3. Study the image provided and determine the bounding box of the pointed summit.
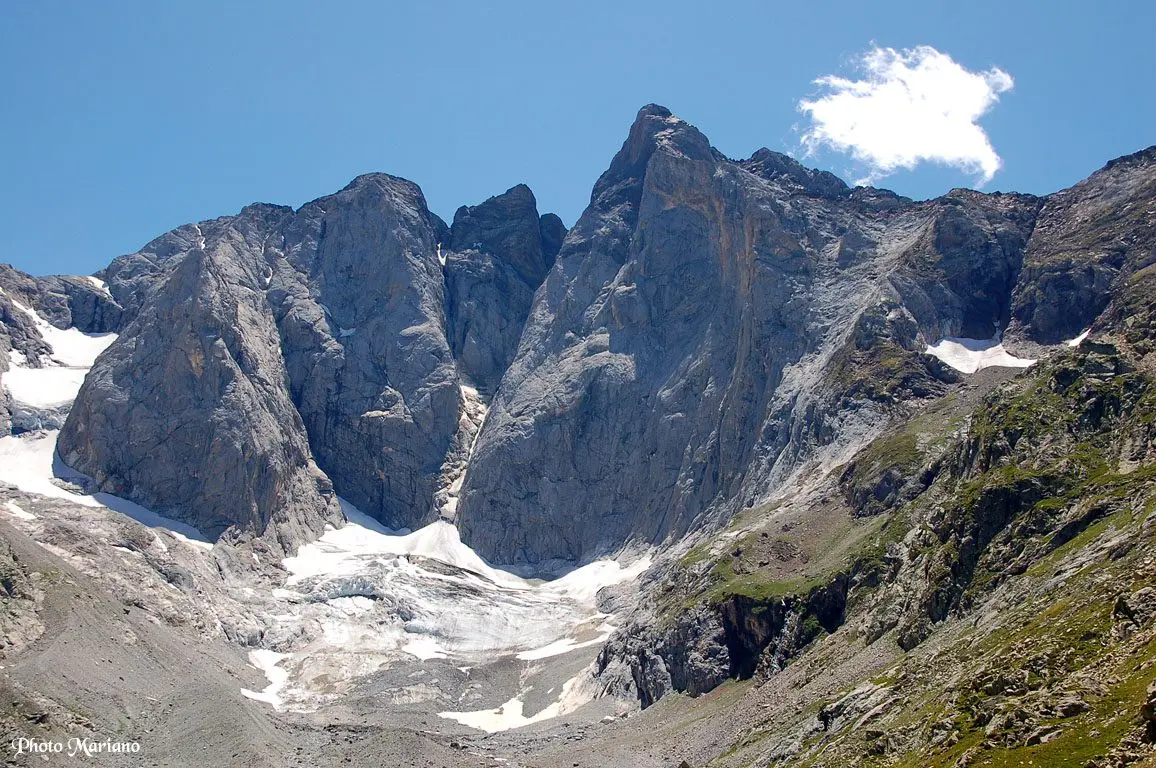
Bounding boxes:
[587,104,714,213]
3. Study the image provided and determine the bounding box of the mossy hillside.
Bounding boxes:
[704,339,1156,767]
[926,346,1156,607]
[735,485,1156,768]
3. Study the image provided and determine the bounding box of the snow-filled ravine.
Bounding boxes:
[0,301,653,733]
[925,329,1093,375]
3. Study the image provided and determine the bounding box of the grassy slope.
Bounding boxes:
[662,334,1156,768]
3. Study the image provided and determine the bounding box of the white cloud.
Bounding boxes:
[798,45,1014,186]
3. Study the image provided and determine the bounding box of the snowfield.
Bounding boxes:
[268,497,651,718]
[2,301,115,407]
[924,336,1036,374]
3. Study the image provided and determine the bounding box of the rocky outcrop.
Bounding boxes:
[269,174,462,531]
[58,205,342,553]
[1007,146,1156,347]
[0,265,125,436]
[444,184,562,394]
[595,604,730,708]
[0,264,123,336]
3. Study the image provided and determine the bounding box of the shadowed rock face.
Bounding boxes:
[0,266,123,335]
[1006,146,1156,346]
[444,184,561,393]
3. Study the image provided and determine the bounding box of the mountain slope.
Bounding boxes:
[1,103,1154,767]
[456,105,1047,569]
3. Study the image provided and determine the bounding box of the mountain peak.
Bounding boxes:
[635,103,674,121]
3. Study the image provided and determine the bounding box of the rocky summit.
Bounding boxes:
[1,105,1155,767]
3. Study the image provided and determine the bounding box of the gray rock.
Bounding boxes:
[1007,146,1156,347]
[58,173,550,541]
[444,184,562,393]
[0,264,125,436]
[58,205,342,554]
[41,105,1156,574]
[269,173,463,531]
[455,105,1039,569]
[0,263,123,335]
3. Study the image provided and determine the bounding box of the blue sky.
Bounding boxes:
[2,1,1152,276]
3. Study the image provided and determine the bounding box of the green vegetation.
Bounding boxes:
[704,558,828,604]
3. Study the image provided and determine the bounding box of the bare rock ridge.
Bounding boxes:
[10,104,1154,572]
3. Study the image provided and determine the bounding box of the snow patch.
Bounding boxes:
[3,367,91,408]
[924,336,1035,374]
[85,276,111,296]
[285,511,524,589]
[3,501,35,521]
[515,620,616,661]
[240,649,290,710]
[0,430,212,549]
[1065,329,1091,347]
[401,635,449,661]
[435,384,489,521]
[338,327,357,338]
[3,301,115,407]
[438,672,592,733]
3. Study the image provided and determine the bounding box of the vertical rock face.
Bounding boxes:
[57,205,343,552]
[1007,146,1156,346]
[443,184,561,393]
[887,191,1041,341]
[54,173,562,546]
[269,174,463,531]
[455,105,1044,569]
